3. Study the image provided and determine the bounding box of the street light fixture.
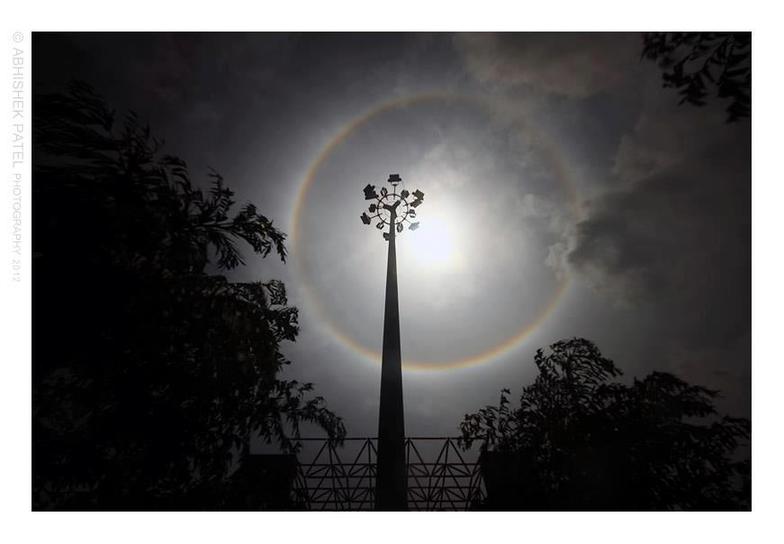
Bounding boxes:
[360,173,425,511]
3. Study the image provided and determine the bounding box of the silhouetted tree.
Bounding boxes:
[642,32,750,122]
[32,82,345,510]
[460,338,750,510]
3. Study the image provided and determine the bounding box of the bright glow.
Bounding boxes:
[406,213,461,270]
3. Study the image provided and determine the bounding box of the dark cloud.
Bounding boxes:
[570,144,749,329]
[455,32,640,97]
[568,98,750,414]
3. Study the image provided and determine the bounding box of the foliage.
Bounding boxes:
[642,32,750,122]
[32,82,345,509]
[460,338,750,510]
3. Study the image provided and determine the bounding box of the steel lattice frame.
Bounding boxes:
[291,437,485,511]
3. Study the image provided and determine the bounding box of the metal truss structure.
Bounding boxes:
[291,437,485,511]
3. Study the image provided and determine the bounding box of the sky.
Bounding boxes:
[33,32,751,439]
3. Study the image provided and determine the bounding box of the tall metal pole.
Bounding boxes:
[360,174,424,511]
[376,208,407,510]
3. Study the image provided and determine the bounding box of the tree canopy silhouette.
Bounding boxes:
[460,338,750,510]
[32,82,345,510]
[642,32,750,122]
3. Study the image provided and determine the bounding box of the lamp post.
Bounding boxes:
[360,174,424,511]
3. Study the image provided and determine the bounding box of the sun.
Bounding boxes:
[404,212,460,270]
